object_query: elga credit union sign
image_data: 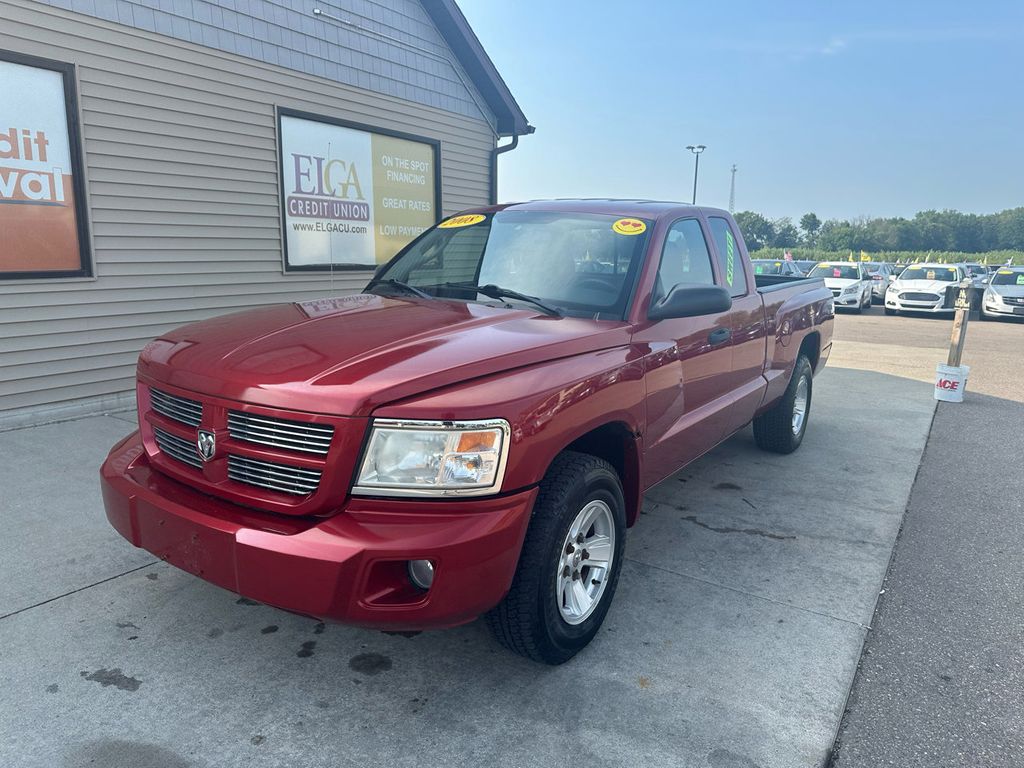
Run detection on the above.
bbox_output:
[278,111,439,270]
[0,54,91,279]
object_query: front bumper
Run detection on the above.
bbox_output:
[832,292,862,307]
[983,299,1024,317]
[885,294,954,314]
[101,432,537,629]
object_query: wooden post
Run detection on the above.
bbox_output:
[947,280,972,367]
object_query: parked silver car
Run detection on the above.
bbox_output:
[981,267,1024,321]
[862,262,893,303]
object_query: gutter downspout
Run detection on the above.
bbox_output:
[490,130,530,205]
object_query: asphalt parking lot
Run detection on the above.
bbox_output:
[828,305,1024,767]
[2,305,1018,768]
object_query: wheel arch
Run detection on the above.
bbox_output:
[798,330,821,373]
[561,421,642,528]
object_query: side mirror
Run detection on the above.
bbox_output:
[649,283,732,320]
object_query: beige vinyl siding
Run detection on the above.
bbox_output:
[0,0,497,427]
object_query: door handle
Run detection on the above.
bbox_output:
[708,328,732,346]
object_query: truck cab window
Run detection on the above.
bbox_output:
[653,218,715,304]
[709,216,748,297]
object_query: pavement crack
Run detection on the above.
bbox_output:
[0,561,159,621]
[681,514,796,540]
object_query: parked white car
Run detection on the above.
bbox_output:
[884,263,963,315]
[981,267,1024,321]
[806,262,873,312]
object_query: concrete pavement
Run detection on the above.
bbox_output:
[828,309,1024,767]
[0,364,934,768]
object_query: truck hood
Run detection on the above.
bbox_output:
[138,294,632,416]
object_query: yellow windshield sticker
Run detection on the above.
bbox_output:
[998,269,1013,274]
[439,214,486,228]
[612,218,646,235]
[926,270,936,280]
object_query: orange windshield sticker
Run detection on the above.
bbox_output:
[439,214,486,228]
[612,218,646,235]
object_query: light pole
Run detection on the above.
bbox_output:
[685,144,706,204]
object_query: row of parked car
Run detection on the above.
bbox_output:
[751,259,1024,321]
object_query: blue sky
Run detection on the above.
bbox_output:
[458,1,1024,222]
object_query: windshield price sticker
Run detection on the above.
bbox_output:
[439,214,486,229]
[612,218,647,235]
[1018,274,1024,285]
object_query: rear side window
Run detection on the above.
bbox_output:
[708,217,748,297]
[653,218,715,304]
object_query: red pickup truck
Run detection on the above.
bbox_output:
[101,200,833,664]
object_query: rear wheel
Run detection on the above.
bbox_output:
[753,355,813,454]
[486,452,626,664]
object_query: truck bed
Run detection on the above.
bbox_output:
[754,274,821,292]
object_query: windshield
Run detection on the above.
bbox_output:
[897,265,960,282]
[370,210,652,319]
[752,260,787,275]
[991,269,1024,286]
[808,264,861,280]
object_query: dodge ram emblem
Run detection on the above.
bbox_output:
[197,430,216,461]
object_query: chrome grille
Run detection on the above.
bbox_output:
[151,388,203,427]
[154,427,202,469]
[899,292,940,302]
[227,411,333,455]
[1003,296,1024,305]
[227,455,322,496]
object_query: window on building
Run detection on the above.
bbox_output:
[1,50,91,280]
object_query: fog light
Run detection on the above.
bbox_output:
[407,559,435,590]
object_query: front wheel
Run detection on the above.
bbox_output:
[486,452,626,664]
[753,355,813,454]
[884,306,897,316]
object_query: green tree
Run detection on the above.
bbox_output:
[770,217,800,247]
[733,211,775,251]
[799,212,822,245]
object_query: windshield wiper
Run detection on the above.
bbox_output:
[476,284,561,317]
[369,279,434,300]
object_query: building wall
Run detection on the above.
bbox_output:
[0,0,498,429]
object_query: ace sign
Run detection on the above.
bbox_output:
[278,111,439,271]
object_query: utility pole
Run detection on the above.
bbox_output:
[728,164,737,213]
[685,144,706,204]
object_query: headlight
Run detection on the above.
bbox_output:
[841,285,858,294]
[353,419,510,497]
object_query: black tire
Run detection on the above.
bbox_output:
[486,451,626,665]
[884,307,896,316]
[753,355,813,454]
